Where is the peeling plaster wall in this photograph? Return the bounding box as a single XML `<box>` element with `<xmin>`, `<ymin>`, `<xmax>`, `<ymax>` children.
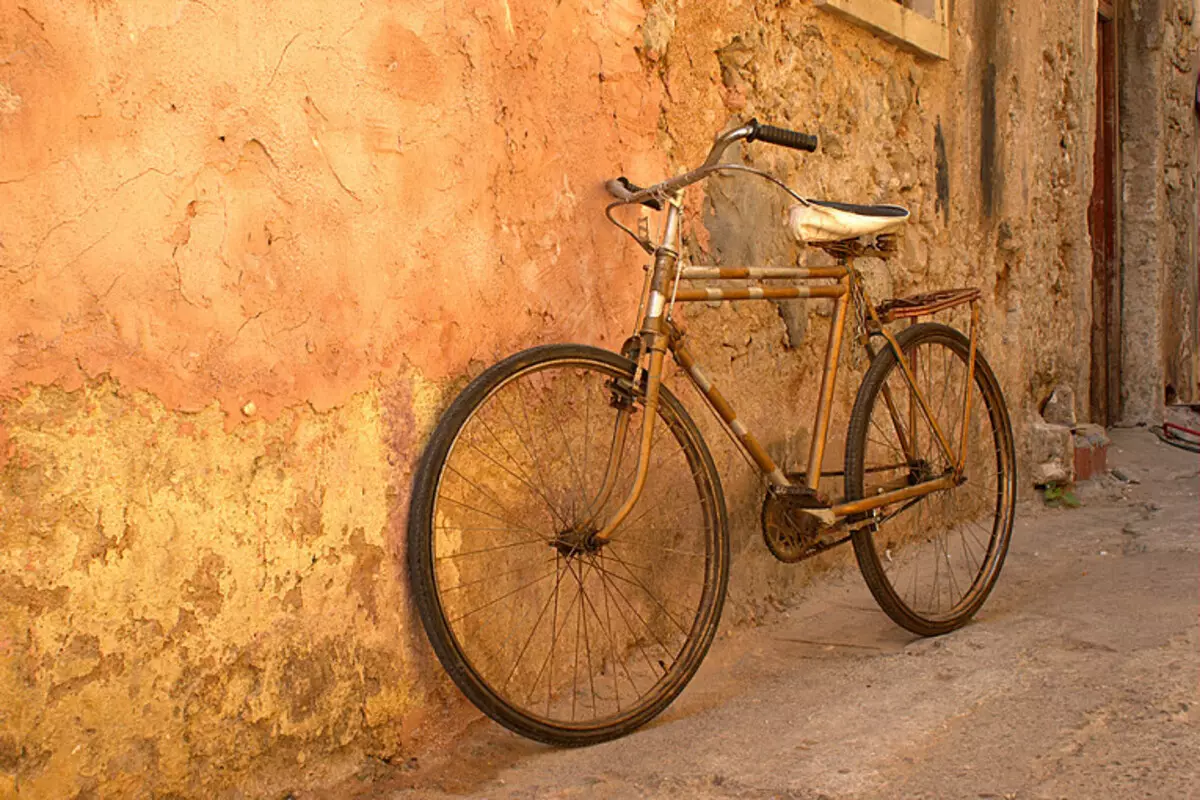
<box><xmin>0</xmin><ymin>380</ymin><xmax>439</xmax><ymax>797</ymax></box>
<box><xmin>0</xmin><ymin>0</ymin><xmax>1167</xmax><ymax>795</ymax></box>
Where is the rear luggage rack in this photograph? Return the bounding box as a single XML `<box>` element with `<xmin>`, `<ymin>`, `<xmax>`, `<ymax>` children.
<box><xmin>876</xmin><ymin>287</ymin><xmax>980</xmax><ymax>323</ymax></box>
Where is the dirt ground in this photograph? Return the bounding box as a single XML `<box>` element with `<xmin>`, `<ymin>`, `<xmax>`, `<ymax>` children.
<box><xmin>328</xmin><ymin>428</ymin><xmax>1199</xmax><ymax>800</ymax></box>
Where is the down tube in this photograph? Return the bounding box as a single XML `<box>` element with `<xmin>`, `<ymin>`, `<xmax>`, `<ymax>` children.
<box><xmin>670</xmin><ymin>334</ymin><xmax>789</xmax><ymax>486</ymax></box>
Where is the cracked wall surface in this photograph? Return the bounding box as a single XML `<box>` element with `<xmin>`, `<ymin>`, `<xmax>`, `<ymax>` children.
<box><xmin>0</xmin><ymin>0</ymin><xmax>1195</xmax><ymax>796</ymax></box>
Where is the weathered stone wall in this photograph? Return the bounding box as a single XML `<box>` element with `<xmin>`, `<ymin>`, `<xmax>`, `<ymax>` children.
<box><xmin>1161</xmin><ymin>0</ymin><xmax>1199</xmax><ymax>405</ymax></box>
<box><xmin>0</xmin><ymin>0</ymin><xmax>1184</xmax><ymax>795</ymax></box>
<box><xmin>1119</xmin><ymin>0</ymin><xmax>1199</xmax><ymax>421</ymax></box>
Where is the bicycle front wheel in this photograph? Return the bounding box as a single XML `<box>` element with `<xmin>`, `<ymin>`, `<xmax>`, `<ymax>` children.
<box><xmin>408</xmin><ymin>344</ymin><xmax>729</xmax><ymax>745</ymax></box>
<box><xmin>845</xmin><ymin>323</ymin><xmax>1016</xmax><ymax>636</ymax></box>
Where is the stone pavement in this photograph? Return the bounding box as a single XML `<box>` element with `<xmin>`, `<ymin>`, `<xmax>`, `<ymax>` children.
<box><xmin>330</xmin><ymin>429</ymin><xmax>1199</xmax><ymax>800</ymax></box>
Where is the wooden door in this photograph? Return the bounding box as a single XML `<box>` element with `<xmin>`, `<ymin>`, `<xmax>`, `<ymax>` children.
<box><xmin>1089</xmin><ymin>3</ymin><xmax>1120</xmax><ymax>426</ymax></box>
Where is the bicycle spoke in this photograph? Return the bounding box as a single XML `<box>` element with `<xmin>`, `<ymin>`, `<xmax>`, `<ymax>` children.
<box><xmin>611</xmin><ymin>495</ymin><xmax>708</xmax><ymax>543</ymax></box>
<box><xmin>572</xmin><ymin>558</ymin><xmax>599</xmax><ymax>719</ymax></box>
<box><xmin>445</xmin><ymin>462</ymin><xmax>536</xmax><ymax>532</ymax></box>
<box><xmin>599</xmin><ymin>549</ymin><xmax>692</xmax><ymax>639</ymax></box>
<box><xmin>418</xmin><ymin>351</ymin><xmax>725</xmax><ymax>735</ymax></box>
<box><xmin>546</xmin><ymin>385</ymin><xmax>591</xmax><ymax>517</ymax></box>
<box><xmin>436</xmin><ymin>494</ymin><xmax>551</xmax><ymax>541</ymax></box>
<box><xmin>515</xmin><ymin>372</ymin><xmax>590</xmax><ymax>520</ymax></box>
<box><xmin>605</xmin><ymin>539</ymin><xmax>706</xmax><ymax>560</ymax></box>
<box><xmin>523</xmin><ymin>571</ymin><xmax>586</xmax><ymax>708</ymax></box>
<box><xmin>594</xmin><ymin>555</ymin><xmax>662</xmax><ymax>690</ymax></box>
<box><xmin>584</xmin><ymin>555</ymin><xmax>645</xmax><ymax>703</ymax></box>
<box><xmin>441</xmin><ymin>556</ymin><xmax>557</xmax><ymax>593</ymax></box>
<box><xmin>589</xmin><ymin>553</ymin><xmax>705</xmax><ymax>618</ymax></box>
<box><xmin>495</xmin><ymin>381</ymin><xmax>574</xmax><ymax>524</ymax></box>
<box><xmin>435</xmin><ymin>538</ymin><xmax>545</xmax><ymax>560</ymax></box>
<box><xmin>449</xmin><ymin>568</ymin><xmax>559</xmax><ymax>625</ymax></box>
<box><xmin>583</xmin><ymin>385</ymin><xmax>592</xmax><ymax>501</ymax></box>
<box><xmin>468</xmin><ymin>418</ymin><xmax>570</xmax><ymax>529</ymax></box>
<box><xmin>852</xmin><ymin>329</ymin><xmax>1013</xmax><ymax>631</ymax></box>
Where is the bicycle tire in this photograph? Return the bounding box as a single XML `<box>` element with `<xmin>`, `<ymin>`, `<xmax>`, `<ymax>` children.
<box><xmin>845</xmin><ymin>323</ymin><xmax>1016</xmax><ymax>636</ymax></box>
<box><xmin>408</xmin><ymin>344</ymin><xmax>729</xmax><ymax>745</ymax></box>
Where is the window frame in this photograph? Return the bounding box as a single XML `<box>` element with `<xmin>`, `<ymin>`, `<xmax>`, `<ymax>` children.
<box><xmin>814</xmin><ymin>0</ymin><xmax>950</xmax><ymax>60</ymax></box>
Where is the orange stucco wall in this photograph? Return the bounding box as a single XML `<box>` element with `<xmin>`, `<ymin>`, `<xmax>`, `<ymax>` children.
<box><xmin>0</xmin><ymin>1</ymin><xmax>665</xmax><ymax>422</ymax></box>
<box><xmin>6</xmin><ymin>0</ymin><xmax>1188</xmax><ymax>795</ymax></box>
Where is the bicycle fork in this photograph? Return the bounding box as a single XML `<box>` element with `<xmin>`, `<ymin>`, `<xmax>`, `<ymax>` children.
<box><xmin>586</xmin><ymin>200</ymin><xmax>683</xmax><ymax>544</ymax></box>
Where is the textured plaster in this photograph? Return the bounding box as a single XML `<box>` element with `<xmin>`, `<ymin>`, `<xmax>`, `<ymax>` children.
<box><xmin>0</xmin><ymin>0</ymin><xmax>1194</xmax><ymax>795</ymax></box>
<box><xmin>1118</xmin><ymin>0</ymin><xmax>1199</xmax><ymax>422</ymax></box>
<box><xmin>0</xmin><ymin>0</ymin><xmax>663</xmax><ymax>421</ymax></box>
<box><xmin>0</xmin><ymin>379</ymin><xmax>441</xmax><ymax>796</ymax></box>
<box><xmin>1161</xmin><ymin>0</ymin><xmax>1199</xmax><ymax>405</ymax></box>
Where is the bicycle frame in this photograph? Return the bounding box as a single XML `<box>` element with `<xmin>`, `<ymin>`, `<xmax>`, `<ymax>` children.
<box><xmin>592</xmin><ymin>169</ymin><xmax>980</xmax><ymax>543</ymax></box>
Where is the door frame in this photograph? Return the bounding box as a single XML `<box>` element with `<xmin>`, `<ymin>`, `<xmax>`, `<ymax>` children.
<box><xmin>1089</xmin><ymin>0</ymin><xmax>1121</xmax><ymax>426</ymax></box>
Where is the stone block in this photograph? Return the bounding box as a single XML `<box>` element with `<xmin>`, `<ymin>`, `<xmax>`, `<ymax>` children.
<box><xmin>1040</xmin><ymin>384</ymin><xmax>1077</xmax><ymax>427</ymax></box>
<box><xmin>1030</xmin><ymin>420</ymin><xmax>1075</xmax><ymax>485</ymax></box>
<box><xmin>1073</xmin><ymin>423</ymin><xmax>1110</xmax><ymax>482</ymax></box>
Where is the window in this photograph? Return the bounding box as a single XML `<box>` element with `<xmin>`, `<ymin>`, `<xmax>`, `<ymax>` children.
<box><xmin>815</xmin><ymin>0</ymin><xmax>950</xmax><ymax>60</ymax></box>
<box><xmin>895</xmin><ymin>0</ymin><xmax>939</xmax><ymax>18</ymax></box>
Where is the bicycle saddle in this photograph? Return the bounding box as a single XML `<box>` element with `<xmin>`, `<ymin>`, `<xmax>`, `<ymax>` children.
<box><xmin>787</xmin><ymin>199</ymin><xmax>910</xmax><ymax>244</ymax></box>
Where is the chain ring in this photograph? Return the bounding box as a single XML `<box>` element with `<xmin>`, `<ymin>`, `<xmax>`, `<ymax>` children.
<box><xmin>760</xmin><ymin>492</ymin><xmax>823</xmax><ymax>564</ymax></box>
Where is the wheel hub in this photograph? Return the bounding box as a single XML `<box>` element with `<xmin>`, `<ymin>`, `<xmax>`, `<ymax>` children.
<box><xmin>553</xmin><ymin>526</ymin><xmax>604</xmax><ymax>557</ymax></box>
<box><xmin>908</xmin><ymin>459</ymin><xmax>936</xmax><ymax>484</ymax></box>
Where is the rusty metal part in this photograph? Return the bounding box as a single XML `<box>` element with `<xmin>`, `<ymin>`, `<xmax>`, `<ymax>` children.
<box><xmin>671</xmin><ymin>284</ymin><xmax>847</xmax><ymax>302</ymax></box>
<box><xmin>804</xmin><ymin>272</ymin><xmax>852</xmax><ymax>490</ymax></box>
<box><xmin>593</xmin><ymin>342</ymin><xmax>666</xmax><ymax>543</ymax></box>
<box><xmin>761</xmin><ymin>486</ymin><xmax>848</xmax><ymax>563</ymax></box>
<box><xmin>670</xmin><ymin>325</ymin><xmax>789</xmax><ymax>486</ymax></box>
<box><xmin>861</xmin><ymin>297</ymin><xmax>958</xmax><ymax>466</ymax></box>
<box><xmin>810</xmin><ymin>234</ymin><xmax>900</xmax><ymax>260</ymax></box>
<box><xmin>679</xmin><ymin>266</ymin><xmax>848</xmax><ymax>280</ymax></box>
<box><xmin>875</xmin><ymin>287</ymin><xmax>981</xmax><ymax>323</ymax></box>
<box><xmin>594</xmin><ymin>201</ymin><xmax>683</xmax><ymax>543</ymax></box>
<box><xmin>831</xmin><ymin>474</ymin><xmax>956</xmax><ymax>517</ymax></box>
<box><xmin>955</xmin><ymin>302</ymin><xmax>981</xmax><ymax>474</ymax></box>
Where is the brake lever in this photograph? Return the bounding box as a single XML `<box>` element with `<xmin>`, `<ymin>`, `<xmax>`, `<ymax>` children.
<box><xmin>605</xmin><ymin>177</ymin><xmax>664</xmax><ymax>211</ymax></box>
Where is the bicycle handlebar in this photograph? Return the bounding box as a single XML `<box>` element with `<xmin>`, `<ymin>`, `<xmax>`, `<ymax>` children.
<box><xmin>603</xmin><ymin>119</ymin><xmax>819</xmax><ymax>250</ymax></box>
<box><xmin>606</xmin><ymin>118</ymin><xmax>818</xmax><ymax>205</ymax></box>
<box><xmin>746</xmin><ymin>120</ymin><xmax>819</xmax><ymax>153</ymax></box>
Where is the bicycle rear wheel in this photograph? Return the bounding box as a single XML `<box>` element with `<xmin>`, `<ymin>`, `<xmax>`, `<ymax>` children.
<box><xmin>408</xmin><ymin>344</ymin><xmax>728</xmax><ymax>745</ymax></box>
<box><xmin>845</xmin><ymin>323</ymin><xmax>1016</xmax><ymax>636</ymax></box>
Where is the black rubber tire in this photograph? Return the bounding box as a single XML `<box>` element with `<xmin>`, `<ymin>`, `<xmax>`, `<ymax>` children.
<box><xmin>845</xmin><ymin>323</ymin><xmax>1016</xmax><ymax>636</ymax></box>
<box><xmin>408</xmin><ymin>344</ymin><xmax>729</xmax><ymax>746</ymax></box>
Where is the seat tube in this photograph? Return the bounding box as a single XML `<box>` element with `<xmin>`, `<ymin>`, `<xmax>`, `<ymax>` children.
<box><xmin>804</xmin><ymin>270</ymin><xmax>852</xmax><ymax>490</ymax></box>
<box><xmin>593</xmin><ymin>203</ymin><xmax>680</xmax><ymax>542</ymax></box>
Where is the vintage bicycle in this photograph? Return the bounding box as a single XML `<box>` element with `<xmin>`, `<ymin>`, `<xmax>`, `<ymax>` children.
<box><xmin>407</xmin><ymin>120</ymin><xmax>1016</xmax><ymax>745</ymax></box>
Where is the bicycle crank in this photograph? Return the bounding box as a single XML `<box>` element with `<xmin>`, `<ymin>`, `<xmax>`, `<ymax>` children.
<box><xmin>761</xmin><ymin>485</ymin><xmax>848</xmax><ymax>564</ymax></box>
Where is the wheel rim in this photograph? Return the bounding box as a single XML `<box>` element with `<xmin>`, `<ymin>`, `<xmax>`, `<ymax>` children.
<box><xmin>428</xmin><ymin>357</ymin><xmax>722</xmax><ymax>731</ymax></box>
<box><xmin>858</xmin><ymin>336</ymin><xmax>1013</xmax><ymax>624</ymax></box>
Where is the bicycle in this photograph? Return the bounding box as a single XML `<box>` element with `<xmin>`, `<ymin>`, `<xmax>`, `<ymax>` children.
<box><xmin>407</xmin><ymin>120</ymin><xmax>1017</xmax><ymax>746</ymax></box>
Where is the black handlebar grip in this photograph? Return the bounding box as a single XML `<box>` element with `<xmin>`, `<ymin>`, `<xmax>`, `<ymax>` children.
<box><xmin>749</xmin><ymin>122</ymin><xmax>819</xmax><ymax>153</ymax></box>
